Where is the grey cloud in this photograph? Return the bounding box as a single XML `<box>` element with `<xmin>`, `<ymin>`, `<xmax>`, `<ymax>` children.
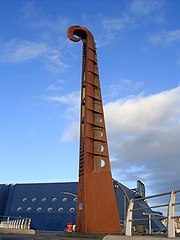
<box><xmin>105</xmin><ymin>86</ymin><xmax>180</xmax><ymax>194</ymax></box>
<box><xmin>51</xmin><ymin>85</ymin><xmax>180</xmax><ymax>197</ymax></box>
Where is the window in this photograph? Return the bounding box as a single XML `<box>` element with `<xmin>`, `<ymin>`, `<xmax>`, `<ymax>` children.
<box><xmin>47</xmin><ymin>207</ymin><xmax>52</xmax><ymax>212</ymax></box>
<box><xmin>58</xmin><ymin>207</ymin><xmax>63</xmax><ymax>212</ymax></box>
<box><xmin>69</xmin><ymin>207</ymin><xmax>75</xmax><ymax>212</ymax></box>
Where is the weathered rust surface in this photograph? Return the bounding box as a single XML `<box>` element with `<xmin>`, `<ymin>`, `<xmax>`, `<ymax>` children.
<box><xmin>67</xmin><ymin>25</ymin><xmax>122</xmax><ymax>234</ymax></box>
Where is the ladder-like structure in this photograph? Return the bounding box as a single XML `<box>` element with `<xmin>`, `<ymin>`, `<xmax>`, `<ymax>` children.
<box><xmin>67</xmin><ymin>25</ymin><xmax>121</xmax><ymax>234</ymax></box>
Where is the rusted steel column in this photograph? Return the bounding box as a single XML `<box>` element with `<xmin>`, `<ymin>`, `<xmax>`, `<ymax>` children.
<box><xmin>67</xmin><ymin>25</ymin><xmax>121</xmax><ymax>234</ymax></box>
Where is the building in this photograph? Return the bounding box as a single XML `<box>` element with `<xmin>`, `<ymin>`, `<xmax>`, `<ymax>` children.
<box><xmin>0</xmin><ymin>180</ymin><xmax>165</xmax><ymax>232</ymax></box>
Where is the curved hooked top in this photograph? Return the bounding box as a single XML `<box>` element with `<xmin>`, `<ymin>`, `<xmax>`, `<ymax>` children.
<box><xmin>67</xmin><ymin>25</ymin><xmax>94</xmax><ymax>45</ymax></box>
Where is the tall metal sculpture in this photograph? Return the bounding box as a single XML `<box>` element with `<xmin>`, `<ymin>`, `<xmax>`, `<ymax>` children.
<box><xmin>67</xmin><ymin>25</ymin><xmax>121</xmax><ymax>234</ymax></box>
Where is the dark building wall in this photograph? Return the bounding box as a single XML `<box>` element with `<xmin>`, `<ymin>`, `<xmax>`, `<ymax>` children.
<box><xmin>3</xmin><ymin>182</ymin><xmax>78</xmax><ymax>231</ymax></box>
<box><xmin>0</xmin><ymin>181</ymin><xmax>165</xmax><ymax>232</ymax></box>
<box><xmin>0</xmin><ymin>184</ymin><xmax>10</xmax><ymax>217</ymax></box>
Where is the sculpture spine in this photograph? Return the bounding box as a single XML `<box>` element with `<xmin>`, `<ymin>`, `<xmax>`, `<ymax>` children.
<box><xmin>67</xmin><ymin>25</ymin><xmax>121</xmax><ymax>234</ymax></box>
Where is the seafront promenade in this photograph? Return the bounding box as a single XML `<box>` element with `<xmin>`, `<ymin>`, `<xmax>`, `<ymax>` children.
<box><xmin>0</xmin><ymin>231</ymin><xmax>179</xmax><ymax>240</ymax></box>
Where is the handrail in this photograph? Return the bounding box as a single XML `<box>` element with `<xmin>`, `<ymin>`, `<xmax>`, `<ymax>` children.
<box><xmin>0</xmin><ymin>215</ymin><xmax>31</xmax><ymax>230</ymax></box>
<box><xmin>125</xmin><ymin>189</ymin><xmax>180</xmax><ymax>238</ymax></box>
<box><xmin>133</xmin><ymin>203</ymin><xmax>169</xmax><ymax>211</ymax></box>
<box><xmin>133</xmin><ymin>191</ymin><xmax>171</xmax><ymax>201</ymax></box>
<box><xmin>129</xmin><ymin>217</ymin><xmax>166</xmax><ymax>221</ymax></box>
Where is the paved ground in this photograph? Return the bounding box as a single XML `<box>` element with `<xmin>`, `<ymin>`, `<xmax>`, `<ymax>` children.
<box><xmin>0</xmin><ymin>231</ymin><xmax>179</xmax><ymax>240</ymax></box>
<box><xmin>0</xmin><ymin>231</ymin><xmax>104</xmax><ymax>240</ymax></box>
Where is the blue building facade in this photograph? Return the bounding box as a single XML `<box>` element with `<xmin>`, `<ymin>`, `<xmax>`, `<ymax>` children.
<box><xmin>0</xmin><ymin>180</ymin><xmax>165</xmax><ymax>232</ymax></box>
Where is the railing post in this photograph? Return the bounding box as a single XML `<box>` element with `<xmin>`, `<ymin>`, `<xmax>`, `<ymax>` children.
<box><xmin>27</xmin><ymin>219</ymin><xmax>31</xmax><ymax>230</ymax></box>
<box><xmin>125</xmin><ymin>199</ymin><xmax>134</xmax><ymax>236</ymax></box>
<box><xmin>167</xmin><ymin>190</ymin><xmax>176</xmax><ymax>238</ymax></box>
<box><xmin>7</xmin><ymin>217</ymin><xmax>10</xmax><ymax>228</ymax></box>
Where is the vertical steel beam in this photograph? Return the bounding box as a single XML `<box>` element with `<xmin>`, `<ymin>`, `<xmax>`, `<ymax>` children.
<box><xmin>67</xmin><ymin>25</ymin><xmax>122</xmax><ymax>234</ymax></box>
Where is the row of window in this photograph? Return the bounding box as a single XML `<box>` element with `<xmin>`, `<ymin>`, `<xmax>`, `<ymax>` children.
<box><xmin>17</xmin><ymin>207</ymin><xmax>75</xmax><ymax>212</ymax></box>
<box><xmin>21</xmin><ymin>197</ymin><xmax>77</xmax><ymax>203</ymax></box>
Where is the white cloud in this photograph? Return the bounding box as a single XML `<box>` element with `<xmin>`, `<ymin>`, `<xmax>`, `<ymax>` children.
<box><xmin>0</xmin><ymin>39</ymin><xmax>69</xmax><ymax>74</ymax></box>
<box><xmin>49</xmin><ymin>85</ymin><xmax>180</xmax><ymax>194</ymax></box>
<box><xmin>47</xmin><ymin>91</ymin><xmax>80</xmax><ymax>106</ymax></box>
<box><xmin>45</xmin><ymin>50</ymin><xmax>70</xmax><ymax>74</ymax></box>
<box><xmin>104</xmin><ymin>79</ymin><xmax>144</xmax><ymax>100</ymax></box>
<box><xmin>47</xmin><ymin>91</ymin><xmax>80</xmax><ymax>141</ymax></box>
<box><xmin>96</xmin><ymin>15</ymin><xmax>132</xmax><ymax>46</ymax></box>
<box><xmin>104</xmin><ymin>86</ymin><xmax>180</xmax><ymax>193</ymax></box>
<box><xmin>47</xmin><ymin>79</ymin><xmax>65</xmax><ymax>91</ymax></box>
<box><xmin>0</xmin><ymin>40</ymin><xmax>48</xmax><ymax>63</ymax></box>
<box><xmin>105</xmin><ymin>87</ymin><xmax>180</xmax><ymax>136</ymax></box>
<box><xmin>81</xmin><ymin>0</ymin><xmax>166</xmax><ymax>47</ymax></box>
<box><xmin>177</xmin><ymin>60</ymin><xmax>180</xmax><ymax>67</ymax></box>
<box><xmin>130</xmin><ymin>0</ymin><xmax>164</xmax><ymax>17</ymax></box>
<box><xmin>101</xmin><ymin>15</ymin><xmax>131</xmax><ymax>32</ymax></box>
<box><xmin>61</xmin><ymin>122</ymin><xmax>79</xmax><ymax>142</ymax></box>
<box><xmin>149</xmin><ymin>29</ymin><xmax>180</xmax><ymax>45</ymax></box>
<box><xmin>22</xmin><ymin>1</ymin><xmax>70</xmax><ymax>33</ymax></box>
<box><xmin>47</xmin><ymin>91</ymin><xmax>80</xmax><ymax>120</ymax></box>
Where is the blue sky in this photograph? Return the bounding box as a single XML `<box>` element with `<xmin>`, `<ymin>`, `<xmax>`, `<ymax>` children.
<box><xmin>0</xmin><ymin>0</ymin><xmax>180</xmax><ymax>197</ymax></box>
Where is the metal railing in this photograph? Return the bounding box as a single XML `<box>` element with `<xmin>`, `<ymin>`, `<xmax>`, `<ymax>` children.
<box><xmin>0</xmin><ymin>215</ymin><xmax>31</xmax><ymax>230</ymax></box>
<box><xmin>125</xmin><ymin>189</ymin><xmax>180</xmax><ymax>238</ymax></box>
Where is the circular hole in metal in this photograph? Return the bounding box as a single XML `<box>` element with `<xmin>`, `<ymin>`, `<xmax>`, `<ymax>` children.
<box><xmin>52</xmin><ymin>198</ymin><xmax>57</xmax><ymax>202</ymax></box>
<box><xmin>27</xmin><ymin>207</ymin><xmax>31</xmax><ymax>212</ymax></box>
<box><xmin>37</xmin><ymin>207</ymin><xmax>42</xmax><ymax>212</ymax></box>
<box><xmin>100</xmin><ymin>159</ymin><xmax>105</xmax><ymax>168</ymax></box>
<box><xmin>32</xmin><ymin>198</ymin><xmax>37</xmax><ymax>202</ymax></box>
<box><xmin>62</xmin><ymin>197</ymin><xmax>67</xmax><ymax>202</ymax></box>
<box><xmin>22</xmin><ymin>198</ymin><xmax>27</xmax><ymax>202</ymax></box>
<box><xmin>97</xmin><ymin>131</ymin><xmax>103</xmax><ymax>137</ymax></box>
<box><xmin>58</xmin><ymin>207</ymin><xmax>63</xmax><ymax>212</ymax></box>
<box><xmin>17</xmin><ymin>207</ymin><xmax>22</xmax><ymax>211</ymax></box>
<box><xmin>100</xmin><ymin>145</ymin><xmax>104</xmax><ymax>152</ymax></box>
<box><xmin>42</xmin><ymin>198</ymin><xmax>47</xmax><ymax>202</ymax></box>
<box><xmin>97</xmin><ymin>117</ymin><xmax>102</xmax><ymax>124</ymax></box>
<box><xmin>47</xmin><ymin>207</ymin><xmax>52</xmax><ymax>212</ymax></box>
<box><xmin>69</xmin><ymin>207</ymin><xmax>75</xmax><ymax>212</ymax></box>
<box><xmin>74</xmin><ymin>197</ymin><xmax>77</xmax><ymax>202</ymax></box>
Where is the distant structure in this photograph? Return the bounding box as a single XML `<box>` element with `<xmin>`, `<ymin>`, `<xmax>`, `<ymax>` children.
<box><xmin>67</xmin><ymin>25</ymin><xmax>122</xmax><ymax>234</ymax></box>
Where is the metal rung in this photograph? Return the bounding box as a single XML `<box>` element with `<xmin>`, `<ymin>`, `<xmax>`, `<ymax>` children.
<box><xmin>129</xmin><ymin>217</ymin><xmax>165</xmax><ymax>222</ymax></box>
<box><xmin>133</xmin><ymin>191</ymin><xmax>171</xmax><ymax>201</ymax></box>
